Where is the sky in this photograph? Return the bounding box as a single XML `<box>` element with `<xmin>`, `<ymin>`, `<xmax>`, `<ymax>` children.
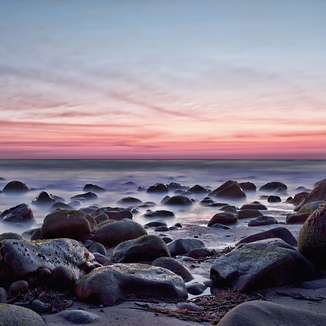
<box><xmin>0</xmin><ymin>0</ymin><xmax>325</xmax><ymax>159</ymax></box>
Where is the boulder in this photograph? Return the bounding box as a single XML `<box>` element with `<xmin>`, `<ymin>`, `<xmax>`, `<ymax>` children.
<box><xmin>188</xmin><ymin>185</ymin><xmax>209</xmax><ymax>194</ymax></box>
<box><xmin>144</xmin><ymin>210</ymin><xmax>175</xmax><ymax>218</ymax></box>
<box><xmin>32</xmin><ymin>191</ymin><xmax>56</xmax><ymax>206</ymax></box>
<box><xmin>259</xmin><ymin>181</ymin><xmax>287</xmax><ymax>192</ymax></box>
<box><xmin>112</xmin><ymin>235</ymin><xmax>171</xmax><ymax>263</ymax></box>
<box><xmin>70</xmin><ymin>192</ymin><xmax>98</xmax><ymax>201</ymax></box>
<box><xmin>286</xmin><ymin>213</ymin><xmax>310</xmax><ymax>224</ymax></box>
<box><xmin>51</xmin><ymin>265</ymin><xmax>76</xmax><ymax>290</ymax></box>
<box><xmin>287</xmin><ymin>191</ymin><xmax>309</xmax><ymax>206</ymax></box>
<box><xmin>268</xmin><ymin>195</ymin><xmax>281</xmax><ymax>203</ymax></box>
<box><xmin>75</xmin><ymin>263</ymin><xmax>188</xmax><ymax>306</ymax></box>
<box><xmin>208</xmin><ymin>212</ymin><xmax>237</xmax><ymax>227</ymax></box>
<box><xmin>49</xmin><ymin>202</ymin><xmax>73</xmax><ymax>212</ymax></box>
<box><xmin>236</xmin><ymin>227</ymin><xmax>297</xmax><ymax>246</ymax></box>
<box><xmin>93</xmin><ymin>207</ymin><xmax>133</xmax><ymax>220</ymax></box>
<box><xmin>56</xmin><ymin>310</ymin><xmax>99</xmax><ymax>324</ymax></box>
<box><xmin>0</xmin><ymin>232</ymin><xmax>24</xmax><ymax>241</ymax></box>
<box><xmin>297</xmin><ymin>203</ymin><xmax>326</xmax><ymax>269</ymax></box>
<box><xmin>41</xmin><ymin>209</ymin><xmax>97</xmax><ymax>241</ymax></box>
<box><xmin>239</xmin><ymin>182</ymin><xmax>256</xmax><ymax>191</ymax></box>
<box><xmin>152</xmin><ymin>257</ymin><xmax>193</xmax><ymax>282</ymax></box>
<box><xmin>248</xmin><ymin>215</ymin><xmax>278</xmax><ymax>226</ymax></box>
<box><xmin>296</xmin><ymin>201</ymin><xmax>325</xmax><ymax>214</ymax></box>
<box><xmin>186</xmin><ymin>282</ymin><xmax>207</xmax><ymax>295</ymax></box>
<box><xmin>0</xmin><ymin>238</ymin><xmax>96</xmax><ymax>285</ymax></box>
<box><xmin>117</xmin><ymin>197</ymin><xmax>143</xmax><ymax>206</ymax></box>
<box><xmin>218</xmin><ymin>301</ymin><xmax>326</xmax><ymax>326</ymax></box>
<box><xmin>3</xmin><ymin>181</ymin><xmax>29</xmax><ymax>193</ymax></box>
<box><xmin>1</xmin><ymin>203</ymin><xmax>34</xmax><ymax>223</ymax></box>
<box><xmin>147</xmin><ymin>183</ymin><xmax>169</xmax><ymax>193</ymax></box>
<box><xmin>237</xmin><ymin>209</ymin><xmax>263</xmax><ymax>219</ymax></box>
<box><xmin>144</xmin><ymin>220</ymin><xmax>167</xmax><ymax>228</ymax></box>
<box><xmin>240</xmin><ymin>202</ymin><xmax>267</xmax><ymax>210</ymax></box>
<box><xmin>161</xmin><ymin>195</ymin><xmax>193</xmax><ymax>206</ymax></box>
<box><xmin>168</xmin><ymin>238</ymin><xmax>206</xmax><ymax>256</ymax></box>
<box><xmin>210</xmin><ymin>239</ymin><xmax>316</xmax><ymax>292</ymax></box>
<box><xmin>295</xmin><ymin>179</ymin><xmax>326</xmax><ymax>210</ymax></box>
<box><xmin>0</xmin><ymin>303</ymin><xmax>45</xmax><ymax>326</ymax></box>
<box><xmin>209</xmin><ymin>180</ymin><xmax>246</xmax><ymax>199</ymax></box>
<box><xmin>83</xmin><ymin>184</ymin><xmax>106</xmax><ymax>192</ymax></box>
<box><xmin>94</xmin><ymin>220</ymin><xmax>147</xmax><ymax>247</ymax></box>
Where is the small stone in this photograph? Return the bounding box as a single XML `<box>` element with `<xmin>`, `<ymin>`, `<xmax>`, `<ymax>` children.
<box><xmin>186</xmin><ymin>282</ymin><xmax>207</xmax><ymax>295</ymax></box>
<box><xmin>51</xmin><ymin>265</ymin><xmax>76</xmax><ymax>290</ymax></box>
<box><xmin>9</xmin><ymin>280</ymin><xmax>29</xmax><ymax>297</ymax></box>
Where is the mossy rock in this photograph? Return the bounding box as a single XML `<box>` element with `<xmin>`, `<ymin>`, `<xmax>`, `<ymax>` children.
<box><xmin>297</xmin><ymin>201</ymin><xmax>325</xmax><ymax>214</ymax></box>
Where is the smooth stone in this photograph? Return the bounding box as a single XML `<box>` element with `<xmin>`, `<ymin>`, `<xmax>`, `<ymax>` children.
<box><xmin>186</xmin><ymin>282</ymin><xmax>207</xmax><ymax>295</ymax></box>
<box><xmin>70</xmin><ymin>192</ymin><xmax>98</xmax><ymax>201</ymax></box>
<box><xmin>8</xmin><ymin>280</ymin><xmax>29</xmax><ymax>297</ymax></box>
<box><xmin>3</xmin><ymin>181</ymin><xmax>29</xmax><ymax>193</ymax></box>
<box><xmin>49</xmin><ymin>202</ymin><xmax>73</xmax><ymax>212</ymax></box>
<box><xmin>208</xmin><ymin>212</ymin><xmax>238</xmax><ymax>227</ymax></box>
<box><xmin>287</xmin><ymin>191</ymin><xmax>309</xmax><ymax>205</ymax></box>
<box><xmin>259</xmin><ymin>181</ymin><xmax>287</xmax><ymax>192</ymax></box>
<box><xmin>248</xmin><ymin>215</ymin><xmax>278</xmax><ymax>226</ymax></box>
<box><xmin>147</xmin><ymin>183</ymin><xmax>169</xmax><ymax>193</ymax></box>
<box><xmin>0</xmin><ymin>288</ymin><xmax>8</xmax><ymax>303</ymax></box>
<box><xmin>188</xmin><ymin>184</ymin><xmax>209</xmax><ymax>194</ymax></box>
<box><xmin>89</xmin><ymin>242</ymin><xmax>107</xmax><ymax>255</ymax></box>
<box><xmin>209</xmin><ymin>180</ymin><xmax>246</xmax><ymax>199</ymax></box>
<box><xmin>295</xmin><ymin>179</ymin><xmax>326</xmax><ymax>210</ymax></box>
<box><xmin>83</xmin><ymin>184</ymin><xmax>106</xmax><ymax>192</ymax></box>
<box><xmin>94</xmin><ymin>213</ymin><xmax>109</xmax><ymax>224</ymax></box>
<box><xmin>51</xmin><ymin>265</ymin><xmax>76</xmax><ymax>290</ymax></box>
<box><xmin>187</xmin><ymin>248</ymin><xmax>213</xmax><ymax>259</ymax></box>
<box><xmin>144</xmin><ymin>210</ymin><xmax>175</xmax><ymax>218</ymax></box>
<box><xmin>240</xmin><ymin>202</ymin><xmax>267</xmax><ymax>210</ymax></box>
<box><xmin>155</xmin><ymin>226</ymin><xmax>169</xmax><ymax>232</ymax></box>
<box><xmin>152</xmin><ymin>257</ymin><xmax>194</xmax><ymax>282</ymax></box>
<box><xmin>239</xmin><ymin>182</ymin><xmax>256</xmax><ymax>191</ymax></box>
<box><xmin>0</xmin><ymin>232</ymin><xmax>23</xmax><ymax>241</ymax></box>
<box><xmin>144</xmin><ymin>220</ymin><xmax>167</xmax><ymax>228</ymax></box>
<box><xmin>93</xmin><ymin>207</ymin><xmax>133</xmax><ymax>220</ymax></box>
<box><xmin>210</xmin><ymin>223</ymin><xmax>230</xmax><ymax>230</ymax></box>
<box><xmin>286</xmin><ymin>213</ymin><xmax>310</xmax><ymax>224</ymax></box>
<box><xmin>218</xmin><ymin>301</ymin><xmax>326</xmax><ymax>326</ymax></box>
<box><xmin>168</xmin><ymin>238</ymin><xmax>206</xmax><ymax>256</ymax></box>
<box><xmin>176</xmin><ymin>302</ymin><xmax>204</xmax><ymax>312</ymax></box>
<box><xmin>237</xmin><ymin>209</ymin><xmax>263</xmax><ymax>219</ymax></box>
<box><xmin>117</xmin><ymin>196</ymin><xmax>143</xmax><ymax>206</ymax></box>
<box><xmin>32</xmin><ymin>191</ymin><xmax>56</xmax><ymax>206</ymax></box>
<box><xmin>268</xmin><ymin>195</ymin><xmax>282</xmax><ymax>203</ymax></box>
<box><xmin>296</xmin><ymin>201</ymin><xmax>325</xmax><ymax>214</ymax></box>
<box><xmin>93</xmin><ymin>253</ymin><xmax>112</xmax><ymax>266</ymax></box>
<box><xmin>161</xmin><ymin>195</ymin><xmax>193</xmax><ymax>206</ymax></box>
<box><xmin>57</xmin><ymin>310</ymin><xmax>99</xmax><ymax>324</ymax></box>
<box><xmin>14</xmin><ymin>300</ymin><xmax>47</xmax><ymax>315</ymax></box>
<box><xmin>1</xmin><ymin>203</ymin><xmax>34</xmax><ymax>223</ymax></box>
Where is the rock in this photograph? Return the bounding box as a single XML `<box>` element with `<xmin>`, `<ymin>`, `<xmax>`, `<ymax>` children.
<box><xmin>112</xmin><ymin>235</ymin><xmax>171</xmax><ymax>263</ymax></box>
<box><xmin>76</xmin><ymin>263</ymin><xmax>188</xmax><ymax>306</ymax></box>
<box><xmin>287</xmin><ymin>191</ymin><xmax>309</xmax><ymax>205</ymax></box>
<box><xmin>236</xmin><ymin>227</ymin><xmax>297</xmax><ymax>246</ymax></box>
<box><xmin>210</xmin><ymin>223</ymin><xmax>230</xmax><ymax>230</ymax></box>
<box><xmin>248</xmin><ymin>215</ymin><xmax>278</xmax><ymax>226</ymax></box>
<box><xmin>268</xmin><ymin>195</ymin><xmax>282</xmax><ymax>203</ymax></box>
<box><xmin>209</xmin><ymin>180</ymin><xmax>246</xmax><ymax>199</ymax></box>
<box><xmin>239</xmin><ymin>182</ymin><xmax>256</xmax><ymax>191</ymax></box>
<box><xmin>70</xmin><ymin>192</ymin><xmax>98</xmax><ymax>201</ymax></box>
<box><xmin>0</xmin><ymin>288</ymin><xmax>8</xmax><ymax>303</ymax></box>
<box><xmin>57</xmin><ymin>310</ymin><xmax>100</xmax><ymax>324</ymax></box>
<box><xmin>259</xmin><ymin>181</ymin><xmax>287</xmax><ymax>192</ymax></box>
<box><xmin>208</xmin><ymin>212</ymin><xmax>237</xmax><ymax>227</ymax></box>
<box><xmin>186</xmin><ymin>282</ymin><xmax>207</xmax><ymax>295</ymax></box>
<box><xmin>117</xmin><ymin>196</ymin><xmax>143</xmax><ymax>206</ymax></box>
<box><xmin>88</xmin><ymin>242</ymin><xmax>107</xmax><ymax>255</ymax></box>
<box><xmin>51</xmin><ymin>265</ymin><xmax>76</xmax><ymax>290</ymax></box>
<box><xmin>240</xmin><ymin>202</ymin><xmax>267</xmax><ymax>210</ymax></box>
<box><xmin>94</xmin><ymin>220</ymin><xmax>147</xmax><ymax>247</ymax></box>
<box><xmin>286</xmin><ymin>213</ymin><xmax>310</xmax><ymax>224</ymax></box>
<box><xmin>200</xmin><ymin>197</ymin><xmax>216</xmax><ymax>206</ymax></box>
<box><xmin>188</xmin><ymin>248</ymin><xmax>213</xmax><ymax>259</ymax></box>
<box><xmin>210</xmin><ymin>239</ymin><xmax>316</xmax><ymax>292</ymax></box>
<box><xmin>168</xmin><ymin>238</ymin><xmax>206</xmax><ymax>256</ymax></box>
<box><xmin>152</xmin><ymin>257</ymin><xmax>193</xmax><ymax>282</ymax></box>
<box><xmin>49</xmin><ymin>202</ymin><xmax>73</xmax><ymax>211</ymax></box>
<box><xmin>297</xmin><ymin>203</ymin><xmax>326</xmax><ymax>269</ymax></box>
<box><xmin>295</xmin><ymin>179</ymin><xmax>326</xmax><ymax>210</ymax></box>
<box><xmin>14</xmin><ymin>300</ymin><xmax>47</xmax><ymax>315</ymax></box>
<box><xmin>94</xmin><ymin>213</ymin><xmax>109</xmax><ymax>225</ymax></box>
<box><xmin>41</xmin><ymin>209</ymin><xmax>97</xmax><ymax>241</ymax></box>
<box><xmin>0</xmin><ymin>238</ymin><xmax>96</xmax><ymax>285</ymax></box>
<box><xmin>32</xmin><ymin>191</ymin><xmax>56</xmax><ymax>206</ymax></box>
<box><xmin>155</xmin><ymin>226</ymin><xmax>169</xmax><ymax>232</ymax></box>
<box><xmin>218</xmin><ymin>300</ymin><xmax>326</xmax><ymax>326</ymax></box>
<box><xmin>188</xmin><ymin>184</ymin><xmax>209</xmax><ymax>194</ymax></box>
<box><xmin>147</xmin><ymin>183</ymin><xmax>169</xmax><ymax>193</ymax></box>
<box><xmin>3</xmin><ymin>181</ymin><xmax>29</xmax><ymax>193</ymax></box>
<box><xmin>161</xmin><ymin>195</ymin><xmax>193</xmax><ymax>206</ymax></box>
<box><xmin>176</xmin><ymin>302</ymin><xmax>204</xmax><ymax>312</ymax></box>
<box><xmin>104</xmin><ymin>209</ymin><xmax>132</xmax><ymax>220</ymax></box>
<box><xmin>8</xmin><ymin>280</ymin><xmax>29</xmax><ymax>297</ymax></box>
<box><xmin>83</xmin><ymin>184</ymin><xmax>106</xmax><ymax>192</ymax></box>
<box><xmin>237</xmin><ymin>209</ymin><xmax>263</xmax><ymax>219</ymax></box>
<box><xmin>1</xmin><ymin>203</ymin><xmax>34</xmax><ymax>223</ymax></box>
<box><xmin>30</xmin><ymin>228</ymin><xmax>42</xmax><ymax>240</ymax></box>
<box><xmin>0</xmin><ymin>303</ymin><xmax>45</xmax><ymax>326</ymax></box>
<box><xmin>297</xmin><ymin>201</ymin><xmax>325</xmax><ymax>214</ymax></box>
<box><xmin>144</xmin><ymin>210</ymin><xmax>175</xmax><ymax>218</ymax></box>
<box><xmin>144</xmin><ymin>220</ymin><xmax>167</xmax><ymax>228</ymax></box>
<box><xmin>0</xmin><ymin>232</ymin><xmax>24</xmax><ymax>241</ymax></box>
<box><xmin>167</xmin><ymin>182</ymin><xmax>184</xmax><ymax>191</ymax></box>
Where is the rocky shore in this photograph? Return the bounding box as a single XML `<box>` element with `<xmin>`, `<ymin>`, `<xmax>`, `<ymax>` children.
<box><xmin>0</xmin><ymin>178</ymin><xmax>325</xmax><ymax>325</ymax></box>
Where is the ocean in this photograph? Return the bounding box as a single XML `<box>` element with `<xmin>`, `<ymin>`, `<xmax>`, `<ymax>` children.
<box><xmin>0</xmin><ymin>159</ymin><xmax>325</xmax><ymax>237</ymax></box>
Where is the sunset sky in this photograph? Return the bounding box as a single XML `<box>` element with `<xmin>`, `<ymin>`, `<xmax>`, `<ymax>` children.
<box><xmin>1</xmin><ymin>0</ymin><xmax>325</xmax><ymax>159</ymax></box>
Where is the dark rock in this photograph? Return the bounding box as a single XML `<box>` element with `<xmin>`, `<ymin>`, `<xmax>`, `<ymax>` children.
<box><xmin>187</xmin><ymin>248</ymin><xmax>213</xmax><ymax>259</ymax></box>
<box><xmin>49</xmin><ymin>202</ymin><xmax>73</xmax><ymax>212</ymax></box>
<box><xmin>287</xmin><ymin>191</ymin><xmax>309</xmax><ymax>205</ymax></box>
<box><xmin>3</xmin><ymin>181</ymin><xmax>29</xmax><ymax>193</ymax></box>
<box><xmin>297</xmin><ymin>203</ymin><xmax>326</xmax><ymax>269</ymax></box>
<box><xmin>117</xmin><ymin>196</ymin><xmax>143</xmax><ymax>206</ymax></box>
<box><xmin>147</xmin><ymin>183</ymin><xmax>169</xmax><ymax>193</ymax></box>
<box><xmin>239</xmin><ymin>182</ymin><xmax>256</xmax><ymax>191</ymax></box>
<box><xmin>210</xmin><ymin>239</ymin><xmax>316</xmax><ymax>292</ymax></box>
<box><xmin>14</xmin><ymin>300</ymin><xmax>47</xmax><ymax>315</ymax></box>
<box><xmin>144</xmin><ymin>220</ymin><xmax>167</xmax><ymax>228</ymax></box>
<box><xmin>70</xmin><ymin>192</ymin><xmax>98</xmax><ymax>201</ymax></box>
<box><xmin>236</xmin><ymin>227</ymin><xmax>297</xmax><ymax>246</ymax></box>
<box><xmin>89</xmin><ymin>242</ymin><xmax>107</xmax><ymax>256</ymax></box>
<box><xmin>200</xmin><ymin>197</ymin><xmax>215</xmax><ymax>206</ymax></box>
<box><xmin>144</xmin><ymin>210</ymin><xmax>175</xmax><ymax>218</ymax></box>
<box><xmin>155</xmin><ymin>226</ymin><xmax>169</xmax><ymax>232</ymax></box>
<box><xmin>152</xmin><ymin>257</ymin><xmax>193</xmax><ymax>282</ymax></box>
<box><xmin>161</xmin><ymin>195</ymin><xmax>193</xmax><ymax>206</ymax></box>
<box><xmin>168</xmin><ymin>238</ymin><xmax>206</xmax><ymax>256</ymax></box>
<box><xmin>259</xmin><ymin>181</ymin><xmax>287</xmax><ymax>192</ymax></box>
<box><xmin>41</xmin><ymin>209</ymin><xmax>97</xmax><ymax>241</ymax></box>
<box><xmin>94</xmin><ymin>213</ymin><xmax>109</xmax><ymax>225</ymax></box>
<box><xmin>176</xmin><ymin>302</ymin><xmax>204</xmax><ymax>312</ymax></box>
<box><xmin>237</xmin><ymin>209</ymin><xmax>263</xmax><ymax>219</ymax></box>
<box><xmin>0</xmin><ymin>232</ymin><xmax>23</xmax><ymax>241</ymax></box>
<box><xmin>296</xmin><ymin>201</ymin><xmax>325</xmax><ymax>214</ymax></box>
<box><xmin>286</xmin><ymin>213</ymin><xmax>310</xmax><ymax>224</ymax></box>
<box><xmin>104</xmin><ymin>209</ymin><xmax>132</xmax><ymax>221</ymax></box>
<box><xmin>209</xmin><ymin>180</ymin><xmax>246</xmax><ymax>199</ymax></box>
<box><xmin>0</xmin><ymin>288</ymin><xmax>7</xmax><ymax>303</ymax></box>
<box><xmin>30</xmin><ymin>228</ymin><xmax>42</xmax><ymax>240</ymax></box>
<box><xmin>8</xmin><ymin>280</ymin><xmax>29</xmax><ymax>297</ymax></box>
<box><xmin>1</xmin><ymin>203</ymin><xmax>34</xmax><ymax>223</ymax></box>
<box><xmin>208</xmin><ymin>212</ymin><xmax>237</xmax><ymax>227</ymax></box>
<box><xmin>167</xmin><ymin>182</ymin><xmax>184</xmax><ymax>191</ymax></box>
<box><xmin>83</xmin><ymin>184</ymin><xmax>106</xmax><ymax>192</ymax></box>
<box><xmin>186</xmin><ymin>282</ymin><xmax>207</xmax><ymax>295</ymax></box>
<box><xmin>248</xmin><ymin>215</ymin><xmax>278</xmax><ymax>226</ymax></box>
<box><xmin>240</xmin><ymin>202</ymin><xmax>267</xmax><ymax>210</ymax></box>
<box><xmin>93</xmin><ymin>253</ymin><xmax>112</xmax><ymax>266</ymax></box>
<box><xmin>51</xmin><ymin>265</ymin><xmax>76</xmax><ymax>290</ymax></box>
<box><xmin>268</xmin><ymin>195</ymin><xmax>282</xmax><ymax>203</ymax></box>
<box><xmin>210</xmin><ymin>223</ymin><xmax>230</xmax><ymax>230</ymax></box>
<box><xmin>94</xmin><ymin>220</ymin><xmax>147</xmax><ymax>247</ymax></box>
<box><xmin>32</xmin><ymin>191</ymin><xmax>56</xmax><ymax>206</ymax></box>
<box><xmin>295</xmin><ymin>179</ymin><xmax>326</xmax><ymax>210</ymax></box>
<box><xmin>75</xmin><ymin>264</ymin><xmax>188</xmax><ymax>305</ymax></box>
<box><xmin>188</xmin><ymin>184</ymin><xmax>209</xmax><ymax>194</ymax></box>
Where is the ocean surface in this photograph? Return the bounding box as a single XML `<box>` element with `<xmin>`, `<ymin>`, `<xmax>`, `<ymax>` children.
<box><xmin>0</xmin><ymin>159</ymin><xmax>325</xmax><ymax>237</ymax></box>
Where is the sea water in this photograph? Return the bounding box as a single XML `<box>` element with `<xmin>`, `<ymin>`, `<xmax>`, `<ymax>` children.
<box><xmin>0</xmin><ymin>159</ymin><xmax>325</xmax><ymax>236</ymax></box>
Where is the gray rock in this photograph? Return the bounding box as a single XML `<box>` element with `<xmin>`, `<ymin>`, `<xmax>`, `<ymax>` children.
<box><xmin>208</xmin><ymin>212</ymin><xmax>237</xmax><ymax>227</ymax></box>
<box><xmin>51</xmin><ymin>265</ymin><xmax>76</xmax><ymax>290</ymax></box>
<box><xmin>71</xmin><ymin>192</ymin><xmax>98</xmax><ymax>201</ymax></box>
<box><xmin>144</xmin><ymin>220</ymin><xmax>168</xmax><ymax>228</ymax></box>
<box><xmin>161</xmin><ymin>195</ymin><xmax>193</xmax><ymax>206</ymax></box>
<box><xmin>14</xmin><ymin>300</ymin><xmax>47</xmax><ymax>315</ymax></box>
<box><xmin>218</xmin><ymin>300</ymin><xmax>326</xmax><ymax>326</ymax></box>
<box><xmin>0</xmin><ymin>303</ymin><xmax>45</xmax><ymax>326</ymax></box>
<box><xmin>168</xmin><ymin>238</ymin><xmax>206</xmax><ymax>256</ymax></box>
<box><xmin>83</xmin><ymin>184</ymin><xmax>106</xmax><ymax>192</ymax></box>
<box><xmin>113</xmin><ymin>235</ymin><xmax>170</xmax><ymax>263</ymax></box>
<box><xmin>240</xmin><ymin>202</ymin><xmax>267</xmax><ymax>210</ymax></box>
<box><xmin>3</xmin><ymin>181</ymin><xmax>29</xmax><ymax>193</ymax></box>
<box><xmin>1</xmin><ymin>203</ymin><xmax>34</xmax><ymax>223</ymax></box>
<box><xmin>209</xmin><ymin>180</ymin><xmax>246</xmax><ymax>199</ymax></box>
<box><xmin>248</xmin><ymin>215</ymin><xmax>278</xmax><ymax>226</ymax></box>
<box><xmin>8</xmin><ymin>280</ymin><xmax>28</xmax><ymax>297</ymax></box>
<box><xmin>117</xmin><ymin>196</ymin><xmax>143</xmax><ymax>206</ymax></box>
<box><xmin>152</xmin><ymin>257</ymin><xmax>193</xmax><ymax>282</ymax></box>
<box><xmin>286</xmin><ymin>213</ymin><xmax>310</xmax><ymax>224</ymax></box>
<box><xmin>57</xmin><ymin>310</ymin><xmax>100</xmax><ymax>324</ymax></box>
<box><xmin>0</xmin><ymin>232</ymin><xmax>24</xmax><ymax>241</ymax></box>
<box><xmin>93</xmin><ymin>252</ymin><xmax>112</xmax><ymax>265</ymax></box>
<box><xmin>32</xmin><ymin>191</ymin><xmax>56</xmax><ymax>206</ymax></box>
<box><xmin>187</xmin><ymin>248</ymin><xmax>213</xmax><ymax>259</ymax></box>
<box><xmin>49</xmin><ymin>202</ymin><xmax>73</xmax><ymax>212</ymax></box>
<box><xmin>259</xmin><ymin>181</ymin><xmax>287</xmax><ymax>192</ymax></box>
<box><xmin>295</xmin><ymin>179</ymin><xmax>326</xmax><ymax>210</ymax></box>
<box><xmin>0</xmin><ymin>288</ymin><xmax>7</xmax><ymax>303</ymax></box>
<box><xmin>188</xmin><ymin>184</ymin><xmax>209</xmax><ymax>194</ymax></box>
<box><xmin>176</xmin><ymin>302</ymin><xmax>204</xmax><ymax>312</ymax></box>
<box><xmin>296</xmin><ymin>200</ymin><xmax>325</xmax><ymax>214</ymax></box>
<box><xmin>94</xmin><ymin>207</ymin><xmax>133</xmax><ymax>220</ymax></box>
<box><xmin>76</xmin><ymin>263</ymin><xmax>188</xmax><ymax>306</ymax></box>
<box><xmin>147</xmin><ymin>183</ymin><xmax>169</xmax><ymax>193</ymax></box>
<box><xmin>89</xmin><ymin>242</ymin><xmax>107</xmax><ymax>255</ymax></box>
<box><xmin>144</xmin><ymin>210</ymin><xmax>175</xmax><ymax>218</ymax></box>
<box><xmin>186</xmin><ymin>282</ymin><xmax>207</xmax><ymax>295</ymax></box>
<box><xmin>94</xmin><ymin>220</ymin><xmax>147</xmax><ymax>247</ymax></box>
<box><xmin>210</xmin><ymin>239</ymin><xmax>316</xmax><ymax>292</ymax></box>
<box><xmin>210</xmin><ymin>223</ymin><xmax>230</xmax><ymax>230</ymax></box>
<box><xmin>237</xmin><ymin>209</ymin><xmax>263</xmax><ymax>219</ymax></box>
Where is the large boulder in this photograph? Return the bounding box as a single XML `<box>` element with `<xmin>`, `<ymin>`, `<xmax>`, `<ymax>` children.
<box><xmin>161</xmin><ymin>195</ymin><xmax>193</xmax><ymax>206</ymax></box>
<box><xmin>1</xmin><ymin>203</ymin><xmax>34</xmax><ymax>223</ymax></box>
<box><xmin>297</xmin><ymin>203</ymin><xmax>326</xmax><ymax>269</ymax></box>
<box><xmin>83</xmin><ymin>184</ymin><xmax>106</xmax><ymax>192</ymax></box>
<box><xmin>218</xmin><ymin>301</ymin><xmax>326</xmax><ymax>326</ymax></box>
<box><xmin>240</xmin><ymin>202</ymin><xmax>267</xmax><ymax>210</ymax></box>
<box><xmin>209</xmin><ymin>180</ymin><xmax>246</xmax><ymax>199</ymax></box>
<box><xmin>237</xmin><ymin>209</ymin><xmax>263</xmax><ymax>219</ymax></box>
<box><xmin>3</xmin><ymin>181</ymin><xmax>29</xmax><ymax>193</ymax></box>
<box><xmin>208</xmin><ymin>212</ymin><xmax>238</xmax><ymax>227</ymax></box>
<box><xmin>295</xmin><ymin>179</ymin><xmax>326</xmax><ymax>210</ymax></box>
<box><xmin>0</xmin><ymin>238</ymin><xmax>96</xmax><ymax>285</ymax></box>
<box><xmin>188</xmin><ymin>184</ymin><xmax>210</xmax><ymax>194</ymax></box>
<box><xmin>210</xmin><ymin>239</ymin><xmax>316</xmax><ymax>292</ymax></box>
<box><xmin>259</xmin><ymin>181</ymin><xmax>287</xmax><ymax>192</ymax></box>
<box><xmin>117</xmin><ymin>197</ymin><xmax>143</xmax><ymax>206</ymax></box>
<box><xmin>168</xmin><ymin>238</ymin><xmax>206</xmax><ymax>256</ymax></box>
<box><xmin>0</xmin><ymin>303</ymin><xmax>45</xmax><ymax>326</ymax></box>
<box><xmin>147</xmin><ymin>183</ymin><xmax>169</xmax><ymax>193</ymax></box>
<box><xmin>239</xmin><ymin>182</ymin><xmax>256</xmax><ymax>191</ymax></box>
<box><xmin>112</xmin><ymin>235</ymin><xmax>171</xmax><ymax>263</ymax></box>
<box><xmin>32</xmin><ymin>191</ymin><xmax>56</xmax><ymax>206</ymax></box>
<box><xmin>94</xmin><ymin>220</ymin><xmax>147</xmax><ymax>247</ymax></box>
<box><xmin>41</xmin><ymin>210</ymin><xmax>97</xmax><ymax>241</ymax></box>
<box><xmin>287</xmin><ymin>191</ymin><xmax>309</xmax><ymax>206</ymax></box>
<box><xmin>75</xmin><ymin>264</ymin><xmax>188</xmax><ymax>306</ymax></box>
<box><xmin>296</xmin><ymin>201</ymin><xmax>325</xmax><ymax>214</ymax></box>
<box><xmin>248</xmin><ymin>215</ymin><xmax>278</xmax><ymax>226</ymax></box>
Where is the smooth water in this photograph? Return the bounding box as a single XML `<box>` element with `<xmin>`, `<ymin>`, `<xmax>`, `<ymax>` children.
<box><xmin>0</xmin><ymin>159</ymin><xmax>325</xmax><ymax>235</ymax></box>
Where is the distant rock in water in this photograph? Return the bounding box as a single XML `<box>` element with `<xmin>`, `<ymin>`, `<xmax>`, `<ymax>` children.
<box><xmin>147</xmin><ymin>183</ymin><xmax>169</xmax><ymax>193</ymax></box>
<box><xmin>83</xmin><ymin>184</ymin><xmax>106</xmax><ymax>192</ymax></box>
<box><xmin>161</xmin><ymin>195</ymin><xmax>193</xmax><ymax>206</ymax></box>
<box><xmin>239</xmin><ymin>182</ymin><xmax>256</xmax><ymax>191</ymax></box>
<box><xmin>1</xmin><ymin>203</ymin><xmax>34</xmax><ymax>223</ymax></box>
<box><xmin>144</xmin><ymin>210</ymin><xmax>175</xmax><ymax>218</ymax></box>
<box><xmin>3</xmin><ymin>180</ymin><xmax>29</xmax><ymax>193</ymax></box>
<box><xmin>188</xmin><ymin>184</ymin><xmax>210</xmax><ymax>194</ymax></box>
<box><xmin>209</xmin><ymin>180</ymin><xmax>246</xmax><ymax>200</ymax></box>
<box><xmin>259</xmin><ymin>181</ymin><xmax>287</xmax><ymax>192</ymax></box>
<box><xmin>32</xmin><ymin>191</ymin><xmax>56</xmax><ymax>206</ymax></box>
<box><xmin>70</xmin><ymin>192</ymin><xmax>98</xmax><ymax>201</ymax></box>
<box><xmin>117</xmin><ymin>197</ymin><xmax>143</xmax><ymax>206</ymax></box>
